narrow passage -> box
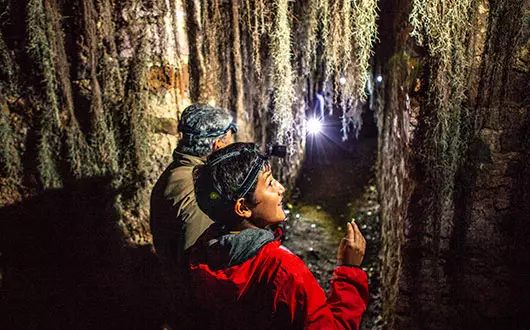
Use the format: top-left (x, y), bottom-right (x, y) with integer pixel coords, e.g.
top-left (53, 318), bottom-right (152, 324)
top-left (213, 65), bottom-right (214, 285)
top-left (282, 112), bottom-right (382, 329)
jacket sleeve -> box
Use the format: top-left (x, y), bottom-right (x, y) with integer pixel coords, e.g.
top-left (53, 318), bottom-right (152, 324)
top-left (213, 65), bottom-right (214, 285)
top-left (270, 251), bottom-right (368, 330)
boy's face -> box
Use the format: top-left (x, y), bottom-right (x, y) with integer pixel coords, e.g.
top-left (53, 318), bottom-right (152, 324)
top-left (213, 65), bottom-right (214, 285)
top-left (248, 167), bottom-right (286, 228)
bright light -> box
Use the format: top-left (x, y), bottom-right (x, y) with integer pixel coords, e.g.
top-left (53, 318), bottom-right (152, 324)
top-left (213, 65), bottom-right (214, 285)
top-left (307, 118), bottom-right (322, 134)
top-left (339, 77), bottom-right (347, 85)
top-left (376, 75), bottom-right (383, 83)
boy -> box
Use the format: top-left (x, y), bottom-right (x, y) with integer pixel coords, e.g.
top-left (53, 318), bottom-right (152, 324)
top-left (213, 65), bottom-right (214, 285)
top-left (190, 142), bottom-right (368, 329)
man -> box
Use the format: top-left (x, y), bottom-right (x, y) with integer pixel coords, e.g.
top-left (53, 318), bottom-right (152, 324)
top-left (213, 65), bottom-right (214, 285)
top-left (150, 103), bottom-right (236, 326)
top-left (189, 142), bottom-right (368, 329)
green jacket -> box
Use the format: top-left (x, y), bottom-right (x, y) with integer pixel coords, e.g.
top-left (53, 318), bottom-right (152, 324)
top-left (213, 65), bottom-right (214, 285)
top-left (150, 151), bottom-right (213, 273)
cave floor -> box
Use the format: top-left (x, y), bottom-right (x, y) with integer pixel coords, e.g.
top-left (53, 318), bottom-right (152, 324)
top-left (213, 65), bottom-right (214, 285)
top-left (282, 116), bottom-right (382, 329)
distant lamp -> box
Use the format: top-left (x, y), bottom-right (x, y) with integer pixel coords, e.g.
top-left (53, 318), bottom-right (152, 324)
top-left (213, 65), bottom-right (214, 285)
top-left (307, 118), bottom-right (322, 134)
top-left (376, 75), bottom-right (383, 83)
top-left (339, 77), bottom-right (347, 85)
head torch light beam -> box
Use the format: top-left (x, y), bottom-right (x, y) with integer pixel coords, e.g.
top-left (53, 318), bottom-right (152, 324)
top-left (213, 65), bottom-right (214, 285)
top-left (307, 118), bottom-right (322, 135)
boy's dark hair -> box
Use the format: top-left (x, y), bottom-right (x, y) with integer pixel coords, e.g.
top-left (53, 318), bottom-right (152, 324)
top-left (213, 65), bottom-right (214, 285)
top-left (193, 143), bottom-right (268, 225)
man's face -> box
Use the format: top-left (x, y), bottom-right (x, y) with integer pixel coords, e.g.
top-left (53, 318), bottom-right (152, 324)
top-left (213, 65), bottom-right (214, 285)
top-left (248, 167), bottom-right (286, 228)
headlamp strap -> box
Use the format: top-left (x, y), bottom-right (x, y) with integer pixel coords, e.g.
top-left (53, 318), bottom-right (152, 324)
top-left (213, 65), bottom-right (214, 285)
top-left (234, 156), bottom-right (266, 199)
top-left (208, 150), bottom-right (244, 166)
top-left (180, 122), bottom-right (237, 139)
top-left (207, 151), bottom-right (267, 200)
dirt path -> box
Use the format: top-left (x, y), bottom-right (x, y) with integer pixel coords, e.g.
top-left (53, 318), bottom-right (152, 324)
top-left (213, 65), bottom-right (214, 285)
top-left (282, 115), bottom-right (383, 329)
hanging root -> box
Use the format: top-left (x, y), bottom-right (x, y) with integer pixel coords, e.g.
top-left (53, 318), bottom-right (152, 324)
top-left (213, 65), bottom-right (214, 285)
top-left (269, 0), bottom-right (294, 146)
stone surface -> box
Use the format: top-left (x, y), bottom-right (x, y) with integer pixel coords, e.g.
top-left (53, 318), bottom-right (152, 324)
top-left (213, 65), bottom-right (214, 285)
top-left (377, 0), bottom-right (530, 328)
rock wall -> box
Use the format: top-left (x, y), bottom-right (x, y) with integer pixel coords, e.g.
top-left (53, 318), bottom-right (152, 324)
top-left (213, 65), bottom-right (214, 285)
top-left (377, 0), bottom-right (530, 328)
top-left (0, 0), bottom-right (190, 243)
top-left (374, 0), bottom-right (416, 326)
top-left (449, 1), bottom-right (530, 327)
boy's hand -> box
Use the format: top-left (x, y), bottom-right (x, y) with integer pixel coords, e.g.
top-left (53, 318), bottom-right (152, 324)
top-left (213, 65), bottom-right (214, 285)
top-left (337, 222), bottom-right (366, 266)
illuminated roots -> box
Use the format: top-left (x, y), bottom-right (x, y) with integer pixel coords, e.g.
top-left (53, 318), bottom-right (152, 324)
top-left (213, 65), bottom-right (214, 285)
top-left (342, 0), bottom-right (378, 138)
top-left (202, 0), bottom-right (222, 101)
top-left (319, 0), bottom-right (330, 65)
top-left (242, 0), bottom-right (270, 77)
top-left (410, 0), bottom-right (474, 200)
top-left (97, 0), bottom-right (125, 105)
top-left (302, 0), bottom-right (318, 73)
top-left (269, 0), bottom-right (294, 145)
top-left (253, 0), bottom-right (265, 75)
top-left (321, 0), bottom-right (378, 137)
top-left (324, 0), bottom-right (341, 82)
top-left (242, 0), bottom-right (266, 77)
top-left (352, 0), bottom-right (379, 100)
top-left (94, 0), bottom-right (124, 176)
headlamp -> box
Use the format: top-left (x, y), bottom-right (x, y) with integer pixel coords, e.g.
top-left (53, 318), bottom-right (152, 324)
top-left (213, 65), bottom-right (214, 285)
top-left (267, 144), bottom-right (287, 158)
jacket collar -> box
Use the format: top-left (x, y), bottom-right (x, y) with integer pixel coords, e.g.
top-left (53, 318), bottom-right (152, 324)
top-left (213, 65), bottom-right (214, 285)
top-left (172, 150), bottom-right (204, 167)
top-left (191, 224), bottom-right (283, 270)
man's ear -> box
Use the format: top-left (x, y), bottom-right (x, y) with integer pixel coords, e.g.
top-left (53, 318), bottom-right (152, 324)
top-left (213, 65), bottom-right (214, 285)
top-left (212, 135), bottom-right (226, 151)
top-left (234, 198), bottom-right (252, 219)
top-left (213, 131), bottom-right (232, 151)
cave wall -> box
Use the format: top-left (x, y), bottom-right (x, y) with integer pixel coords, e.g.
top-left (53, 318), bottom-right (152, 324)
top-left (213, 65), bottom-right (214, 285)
top-left (0, 0), bottom-right (384, 327)
top-left (0, 0), bottom-right (191, 243)
top-left (451, 1), bottom-right (530, 327)
top-left (377, 0), bottom-right (530, 328)
top-left (0, 0), bottom-right (380, 243)
top-left (0, 1), bottom-right (189, 327)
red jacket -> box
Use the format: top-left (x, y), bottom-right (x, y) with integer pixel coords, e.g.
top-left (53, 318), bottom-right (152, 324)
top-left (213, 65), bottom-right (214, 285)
top-left (187, 225), bottom-right (369, 329)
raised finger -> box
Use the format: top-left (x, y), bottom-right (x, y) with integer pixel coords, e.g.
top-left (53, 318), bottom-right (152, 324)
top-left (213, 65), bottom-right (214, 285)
top-left (346, 222), bottom-right (355, 240)
top-left (351, 221), bottom-right (363, 239)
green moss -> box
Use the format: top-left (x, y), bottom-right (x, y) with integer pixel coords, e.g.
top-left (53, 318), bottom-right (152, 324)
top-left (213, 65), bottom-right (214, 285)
top-left (27, 0), bottom-right (63, 188)
top-left (0, 30), bottom-right (16, 96)
top-left (0, 102), bottom-right (22, 184)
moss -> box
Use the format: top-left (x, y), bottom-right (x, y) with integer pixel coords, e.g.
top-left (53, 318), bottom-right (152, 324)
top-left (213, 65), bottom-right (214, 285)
top-left (319, 0), bottom-right (330, 70)
top-left (201, 0), bottom-right (221, 101)
top-left (302, 0), bottom-right (318, 74)
top-left (0, 29), bottom-right (17, 97)
top-left (0, 101), bottom-right (22, 185)
top-left (269, 0), bottom-right (294, 146)
top-left (352, 0), bottom-right (379, 100)
top-left (252, 0), bottom-right (265, 76)
top-left (409, 0), bottom-right (476, 213)
top-left (27, 0), bottom-right (63, 188)
top-left (322, 0), bottom-right (379, 139)
top-left (115, 37), bottom-right (150, 230)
